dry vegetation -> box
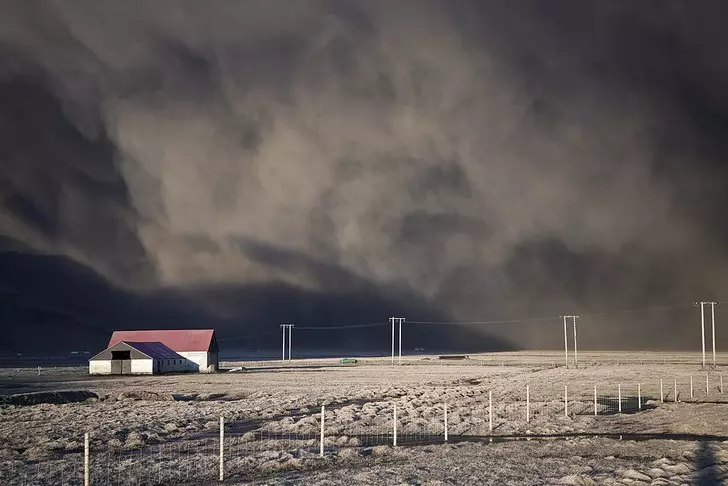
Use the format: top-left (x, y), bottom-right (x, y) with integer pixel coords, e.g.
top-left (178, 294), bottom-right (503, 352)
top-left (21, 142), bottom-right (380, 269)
top-left (1, 351), bottom-right (728, 484)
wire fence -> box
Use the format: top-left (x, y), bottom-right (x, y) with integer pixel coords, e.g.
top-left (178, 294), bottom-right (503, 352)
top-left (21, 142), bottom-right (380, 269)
top-left (1, 373), bottom-right (725, 485)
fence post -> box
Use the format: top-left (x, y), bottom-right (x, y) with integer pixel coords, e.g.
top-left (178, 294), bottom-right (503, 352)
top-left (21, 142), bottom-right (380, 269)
top-left (690, 376), bottom-right (694, 399)
top-left (618, 384), bottom-right (622, 413)
top-left (488, 390), bottom-right (493, 433)
top-left (660, 379), bottom-right (664, 402)
top-left (393, 403), bottom-right (397, 447)
top-left (84, 432), bottom-right (89, 486)
top-left (444, 403), bottom-right (448, 442)
top-left (594, 384), bottom-right (597, 416)
top-left (219, 416), bottom-right (224, 481)
top-left (526, 385), bottom-right (530, 423)
top-left (320, 405), bottom-right (325, 457)
top-left (564, 385), bottom-right (568, 418)
top-left (706, 374), bottom-right (709, 395)
top-left (638, 383), bottom-right (641, 410)
top-left (674, 377), bottom-right (678, 402)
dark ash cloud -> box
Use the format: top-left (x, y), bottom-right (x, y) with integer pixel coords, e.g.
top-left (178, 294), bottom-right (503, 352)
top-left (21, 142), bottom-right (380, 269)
top-left (2, 1), bottom-right (728, 352)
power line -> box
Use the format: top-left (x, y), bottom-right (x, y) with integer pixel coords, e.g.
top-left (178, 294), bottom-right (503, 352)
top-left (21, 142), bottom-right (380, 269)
top-left (578, 304), bottom-right (689, 318)
top-left (408, 304), bottom-right (690, 327)
top-left (295, 321), bottom-right (388, 330)
top-left (408, 316), bottom-right (558, 326)
top-left (217, 304), bottom-right (691, 341)
top-left (217, 321), bottom-right (388, 341)
top-left (217, 330), bottom-right (280, 342)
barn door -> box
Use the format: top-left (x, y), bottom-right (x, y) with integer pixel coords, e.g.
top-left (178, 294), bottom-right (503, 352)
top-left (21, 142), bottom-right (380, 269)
top-left (111, 350), bottom-right (131, 375)
top-left (111, 360), bottom-right (122, 374)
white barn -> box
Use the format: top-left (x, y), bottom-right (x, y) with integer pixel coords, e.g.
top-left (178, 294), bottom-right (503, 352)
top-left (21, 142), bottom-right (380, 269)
top-left (89, 329), bottom-right (219, 375)
top-left (89, 341), bottom-right (188, 375)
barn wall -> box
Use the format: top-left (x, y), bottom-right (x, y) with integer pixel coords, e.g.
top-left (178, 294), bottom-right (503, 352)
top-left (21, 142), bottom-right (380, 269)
top-left (179, 352), bottom-right (207, 371)
top-left (89, 360), bottom-right (111, 375)
top-left (158, 357), bottom-right (190, 373)
top-left (208, 352), bottom-right (219, 371)
top-left (91, 343), bottom-right (151, 361)
top-left (131, 358), bottom-right (153, 374)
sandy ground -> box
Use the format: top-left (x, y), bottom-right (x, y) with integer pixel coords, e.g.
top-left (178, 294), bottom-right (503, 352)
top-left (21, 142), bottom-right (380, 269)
top-left (1, 351), bottom-right (728, 484)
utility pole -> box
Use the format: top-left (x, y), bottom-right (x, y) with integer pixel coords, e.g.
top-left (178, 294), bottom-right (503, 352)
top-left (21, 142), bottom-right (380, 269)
top-left (390, 317), bottom-right (405, 365)
top-left (280, 324), bottom-right (294, 361)
top-left (390, 317), bottom-right (395, 366)
top-left (562, 315), bottom-right (568, 368)
top-left (695, 302), bottom-right (718, 369)
top-left (562, 315), bottom-right (580, 368)
top-left (700, 302), bottom-right (706, 369)
top-left (399, 317), bottom-right (403, 365)
top-left (572, 316), bottom-right (580, 368)
top-left (711, 302), bottom-right (718, 368)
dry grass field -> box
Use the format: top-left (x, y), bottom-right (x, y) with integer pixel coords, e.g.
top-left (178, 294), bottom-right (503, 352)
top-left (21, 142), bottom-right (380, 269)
top-left (2, 351), bottom-right (728, 484)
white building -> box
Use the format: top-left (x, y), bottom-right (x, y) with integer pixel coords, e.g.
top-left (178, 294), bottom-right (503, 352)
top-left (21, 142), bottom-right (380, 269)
top-left (89, 341), bottom-right (188, 375)
top-left (89, 329), bottom-right (219, 375)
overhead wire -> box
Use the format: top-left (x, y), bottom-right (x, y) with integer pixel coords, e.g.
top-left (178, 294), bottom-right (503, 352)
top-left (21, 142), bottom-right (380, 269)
top-left (218, 303), bottom-right (699, 339)
top-left (295, 321), bottom-right (389, 330)
top-left (408, 303), bottom-right (694, 326)
top-left (408, 316), bottom-right (558, 326)
top-left (218, 321), bottom-right (388, 341)
top-left (217, 330), bottom-right (281, 342)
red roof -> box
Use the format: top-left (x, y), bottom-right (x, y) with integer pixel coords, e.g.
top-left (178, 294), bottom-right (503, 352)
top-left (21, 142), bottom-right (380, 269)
top-left (108, 329), bottom-right (216, 353)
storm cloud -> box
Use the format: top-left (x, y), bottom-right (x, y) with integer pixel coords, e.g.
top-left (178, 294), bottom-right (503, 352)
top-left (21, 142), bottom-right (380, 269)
top-left (2, 1), bottom-right (728, 352)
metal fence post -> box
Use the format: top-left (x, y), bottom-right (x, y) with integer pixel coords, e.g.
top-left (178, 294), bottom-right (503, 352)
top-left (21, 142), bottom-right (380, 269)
top-left (488, 390), bottom-right (493, 433)
top-left (594, 384), bottom-right (597, 416)
top-left (564, 385), bottom-right (568, 418)
top-left (660, 379), bottom-right (664, 402)
top-left (526, 385), bottom-right (530, 423)
top-left (219, 416), bottom-right (224, 481)
top-left (690, 376), bottom-right (694, 399)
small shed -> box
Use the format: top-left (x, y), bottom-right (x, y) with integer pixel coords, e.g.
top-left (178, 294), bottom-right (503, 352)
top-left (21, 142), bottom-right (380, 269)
top-left (89, 341), bottom-right (188, 375)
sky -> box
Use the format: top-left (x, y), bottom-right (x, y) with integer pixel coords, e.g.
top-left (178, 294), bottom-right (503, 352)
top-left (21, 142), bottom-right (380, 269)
top-left (2, 1), bottom-right (728, 354)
